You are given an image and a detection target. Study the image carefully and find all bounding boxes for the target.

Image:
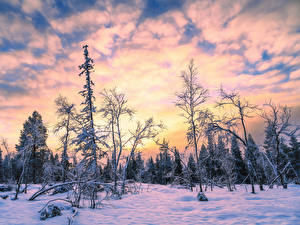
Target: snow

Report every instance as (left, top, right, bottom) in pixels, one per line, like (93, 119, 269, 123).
(0, 184, 300, 225)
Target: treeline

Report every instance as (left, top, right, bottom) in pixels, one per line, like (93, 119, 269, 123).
(1, 124, 299, 190)
(0, 45, 300, 206)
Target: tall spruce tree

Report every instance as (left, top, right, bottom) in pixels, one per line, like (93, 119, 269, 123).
(73, 45, 104, 178)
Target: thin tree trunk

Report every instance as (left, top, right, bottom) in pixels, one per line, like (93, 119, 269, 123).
(62, 114, 70, 183)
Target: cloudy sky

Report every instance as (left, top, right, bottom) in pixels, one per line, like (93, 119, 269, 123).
(0, 0, 300, 153)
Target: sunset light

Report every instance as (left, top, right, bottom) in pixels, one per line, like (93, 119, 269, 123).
(0, 1, 300, 224)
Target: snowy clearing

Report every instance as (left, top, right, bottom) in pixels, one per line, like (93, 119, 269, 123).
(0, 184, 300, 225)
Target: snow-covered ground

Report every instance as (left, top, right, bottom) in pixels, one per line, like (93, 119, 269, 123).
(0, 184, 300, 225)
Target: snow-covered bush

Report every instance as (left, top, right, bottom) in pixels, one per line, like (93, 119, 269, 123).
(0, 185, 13, 192)
(197, 192, 208, 201)
(40, 204, 62, 220)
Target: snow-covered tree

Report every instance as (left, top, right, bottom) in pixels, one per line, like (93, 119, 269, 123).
(121, 118, 163, 193)
(54, 95, 76, 182)
(231, 136, 247, 183)
(145, 157, 156, 183)
(288, 136, 300, 183)
(99, 88, 134, 190)
(157, 139, 173, 184)
(175, 60, 209, 192)
(261, 102, 299, 188)
(207, 88, 259, 193)
(206, 132, 218, 190)
(103, 157, 112, 182)
(73, 45, 106, 178)
(173, 147, 183, 180)
(245, 134, 264, 192)
(15, 111, 48, 199)
(135, 152, 145, 181)
(217, 136, 235, 191)
(198, 144, 209, 188)
(1, 138, 13, 182)
(187, 153, 197, 183)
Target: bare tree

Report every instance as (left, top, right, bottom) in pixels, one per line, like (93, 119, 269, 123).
(99, 88, 134, 191)
(121, 118, 163, 194)
(54, 95, 76, 182)
(175, 60, 209, 192)
(207, 88, 260, 193)
(14, 143, 32, 199)
(261, 101, 300, 188)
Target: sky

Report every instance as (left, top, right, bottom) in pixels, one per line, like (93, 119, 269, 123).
(0, 0, 300, 154)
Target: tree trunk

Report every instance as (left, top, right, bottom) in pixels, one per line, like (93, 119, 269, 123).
(250, 176, 255, 194)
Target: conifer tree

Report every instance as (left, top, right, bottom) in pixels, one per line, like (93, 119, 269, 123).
(245, 134, 264, 192)
(135, 152, 145, 181)
(103, 158, 112, 182)
(126, 155, 137, 180)
(207, 132, 216, 189)
(231, 136, 247, 183)
(173, 148, 183, 178)
(217, 136, 235, 191)
(158, 140, 173, 184)
(289, 136, 300, 183)
(207, 88, 258, 192)
(73, 45, 105, 178)
(199, 144, 208, 163)
(155, 154, 163, 184)
(146, 157, 156, 183)
(215, 136, 226, 177)
(199, 144, 209, 186)
(187, 154, 197, 183)
(15, 111, 48, 198)
(261, 102, 297, 189)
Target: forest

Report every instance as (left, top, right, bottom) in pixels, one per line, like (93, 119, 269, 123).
(0, 45, 300, 223)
